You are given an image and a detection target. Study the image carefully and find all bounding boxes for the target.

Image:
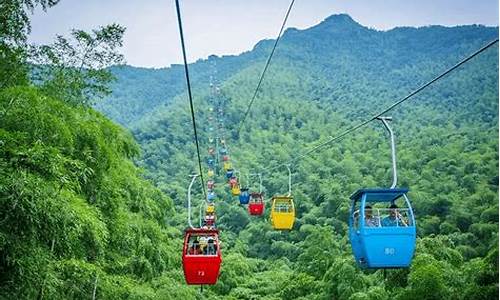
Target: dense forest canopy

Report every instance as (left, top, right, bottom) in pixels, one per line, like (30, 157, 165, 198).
(0, 1, 498, 299)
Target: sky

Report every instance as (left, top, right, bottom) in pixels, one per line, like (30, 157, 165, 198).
(29, 0, 499, 68)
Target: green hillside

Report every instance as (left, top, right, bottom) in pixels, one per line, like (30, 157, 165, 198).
(1, 2, 498, 299)
(95, 48, 262, 126)
(125, 14, 500, 299)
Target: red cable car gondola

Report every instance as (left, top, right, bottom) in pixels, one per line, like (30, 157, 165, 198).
(248, 192, 265, 215)
(182, 228, 221, 285)
(183, 175, 222, 285)
(204, 213, 216, 228)
(207, 180, 215, 190)
(229, 176, 238, 188)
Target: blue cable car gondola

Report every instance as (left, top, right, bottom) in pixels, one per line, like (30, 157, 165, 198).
(239, 188, 250, 204)
(349, 188, 416, 268)
(207, 158, 215, 168)
(348, 116, 417, 268)
(207, 191, 216, 202)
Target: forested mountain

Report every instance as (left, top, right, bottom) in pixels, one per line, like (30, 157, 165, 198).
(98, 14, 498, 130)
(98, 14, 499, 299)
(1, 4, 498, 299)
(95, 43, 264, 126)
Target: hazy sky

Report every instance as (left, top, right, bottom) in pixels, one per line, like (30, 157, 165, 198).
(29, 0, 498, 68)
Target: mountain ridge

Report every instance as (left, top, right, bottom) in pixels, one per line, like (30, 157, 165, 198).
(96, 14, 498, 127)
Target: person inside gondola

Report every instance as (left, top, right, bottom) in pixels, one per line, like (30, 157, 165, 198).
(205, 238, 217, 255)
(277, 202, 289, 213)
(198, 236, 208, 254)
(364, 205, 379, 227)
(188, 239, 201, 255)
(382, 204, 407, 227)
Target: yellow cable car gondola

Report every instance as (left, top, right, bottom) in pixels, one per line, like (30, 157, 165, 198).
(208, 169, 215, 177)
(270, 165, 295, 230)
(270, 195, 295, 229)
(223, 161, 232, 172)
(206, 203, 215, 214)
(231, 185, 241, 196)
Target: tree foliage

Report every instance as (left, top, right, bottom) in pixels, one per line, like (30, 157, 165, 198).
(31, 24, 126, 106)
(0, 0, 59, 88)
(0, 6, 498, 300)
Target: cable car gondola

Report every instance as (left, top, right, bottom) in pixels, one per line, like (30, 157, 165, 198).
(248, 192, 264, 215)
(182, 228, 221, 285)
(248, 174, 265, 215)
(238, 173, 250, 204)
(207, 158, 215, 168)
(270, 166, 295, 230)
(203, 203, 216, 228)
(270, 195, 295, 229)
(207, 191, 216, 202)
(182, 175, 222, 285)
(348, 117, 416, 269)
(349, 188, 415, 268)
(203, 213, 216, 228)
(207, 180, 215, 190)
(206, 203, 215, 214)
(239, 188, 250, 204)
(231, 185, 241, 196)
(229, 176, 238, 188)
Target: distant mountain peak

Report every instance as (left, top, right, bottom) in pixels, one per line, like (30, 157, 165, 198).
(325, 14, 354, 22)
(323, 14, 362, 26)
(300, 14, 368, 34)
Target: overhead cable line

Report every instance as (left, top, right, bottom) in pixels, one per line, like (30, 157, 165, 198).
(263, 38, 499, 174)
(236, 0, 296, 136)
(175, 0, 206, 197)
